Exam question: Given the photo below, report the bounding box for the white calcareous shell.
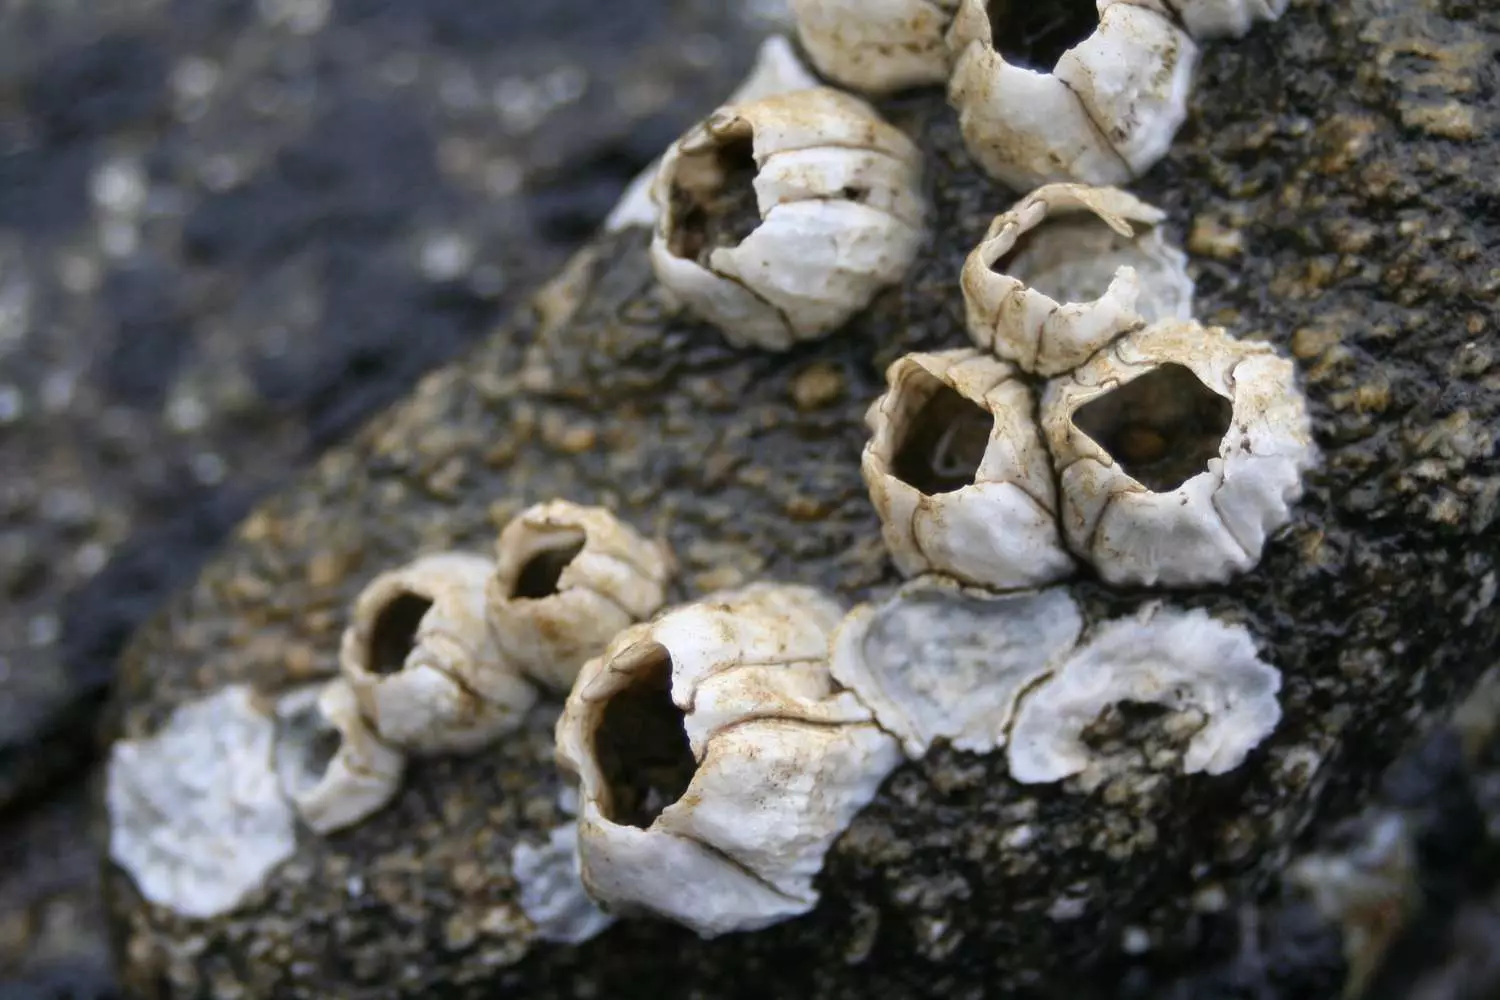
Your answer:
[962,183,1193,376]
[862,349,1074,589]
[107,686,297,919]
[1131,0,1289,40]
[1042,319,1316,587]
[789,0,961,94]
[650,87,925,350]
[946,0,1197,188]
[554,583,901,937]
[1007,605,1283,782]
[607,35,822,232]
[340,552,537,754]
[488,500,673,693]
[831,575,1083,757]
[274,679,405,835]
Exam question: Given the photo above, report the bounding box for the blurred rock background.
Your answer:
[0,0,783,994]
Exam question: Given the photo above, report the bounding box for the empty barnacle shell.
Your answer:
[340,552,538,754]
[107,686,297,919]
[789,0,961,94]
[1007,605,1283,782]
[274,679,405,835]
[1130,0,1289,40]
[946,0,1198,188]
[488,500,674,693]
[831,575,1083,757]
[961,183,1193,376]
[862,349,1075,590]
[1041,319,1316,587]
[554,583,902,938]
[649,87,925,351]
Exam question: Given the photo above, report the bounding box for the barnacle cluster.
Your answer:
[109,5,1311,949]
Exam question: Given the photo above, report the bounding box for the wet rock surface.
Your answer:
[99,0,1500,997]
[0,0,776,993]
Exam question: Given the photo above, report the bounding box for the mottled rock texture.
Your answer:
[103,0,1500,997]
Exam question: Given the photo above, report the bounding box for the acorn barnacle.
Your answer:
[961,183,1193,376]
[554,583,900,937]
[862,348,1074,589]
[649,87,926,351]
[340,552,537,754]
[947,0,1198,189]
[1041,319,1316,587]
[789,0,962,94]
[274,679,405,835]
[487,500,673,693]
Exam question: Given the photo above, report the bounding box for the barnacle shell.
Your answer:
[649,87,925,350]
[961,183,1193,376]
[862,349,1074,589]
[340,552,537,754]
[1131,0,1290,40]
[1041,319,1316,587]
[555,583,901,937]
[946,0,1198,188]
[488,500,673,692]
[1007,605,1283,782]
[789,0,961,94]
[107,686,296,919]
[607,35,821,232]
[274,679,405,835]
[831,576,1083,757]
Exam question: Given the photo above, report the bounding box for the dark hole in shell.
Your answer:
[986,0,1100,71]
[593,644,696,829]
[1072,363,1233,493]
[368,592,432,675]
[667,133,761,266]
[511,537,585,599]
[890,379,993,496]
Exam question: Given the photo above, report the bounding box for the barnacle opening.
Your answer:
[667,129,762,267]
[986,0,1099,70]
[1072,363,1232,492]
[996,218,1131,305]
[368,592,432,675]
[593,643,696,829]
[511,533,586,600]
[890,373,992,495]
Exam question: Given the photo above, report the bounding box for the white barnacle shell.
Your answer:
[107,686,296,919]
[946,0,1198,188]
[274,679,405,835]
[831,575,1083,757]
[554,583,902,937]
[488,500,674,693]
[649,87,925,351]
[607,35,821,233]
[1007,605,1283,782]
[789,0,961,94]
[1041,319,1316,587]
[861,349,1074,589]
[340,552,537,754]
[1130,0,1289,40]
[961,183,1193,376]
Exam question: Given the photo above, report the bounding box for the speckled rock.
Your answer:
[103,0,1500,997]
